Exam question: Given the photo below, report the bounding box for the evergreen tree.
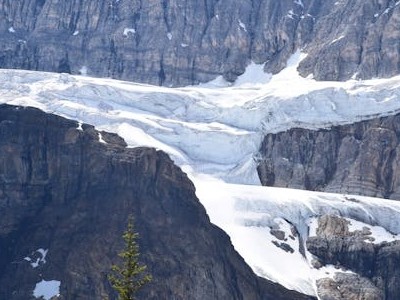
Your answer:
[108,216,152,300]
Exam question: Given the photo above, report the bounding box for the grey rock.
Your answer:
[270,229,286,241]
[307,214,400,300]
[0,104,314,300]
[317,273,383,300]
[272,241,295,253]
[257,113,400,200]
[1,0,400,86]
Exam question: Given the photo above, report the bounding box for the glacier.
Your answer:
[3,52,400,296]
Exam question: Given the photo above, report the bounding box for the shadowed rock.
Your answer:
[0,104,313,300]
[258,113,400,200]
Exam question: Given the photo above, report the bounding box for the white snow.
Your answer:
[79,66,88,76]
[2,49,400,295]
[181,43,188,48]
[123,28,136,36]
[8,27,15,33]
[24,248,49,268]
[330,35,345,44]
[294,0,304,8]
[98,132,107,144]
[287,10,296,19]
[73,30,79,36]
[167,32,172,40]
[199,62,271,88]
[238,19,247,32]
[346,218,400,244]
[195,177,400,295]
[33,280,60,300]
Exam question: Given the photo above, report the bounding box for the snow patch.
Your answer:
[238,19,247,32]
[330,35,345,44]
[347,218,400,244]
[123,28,136,36]
[73,30,79,36]
[33,280,60,300]
[98,132,107,144]
[79,66,88,76]
[294,0,304,7]
[287,10,297,19]
[24,248,49,268]
[200,62,271,88]
[167,32,172,40]
[8,27,15,33]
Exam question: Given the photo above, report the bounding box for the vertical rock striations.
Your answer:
[257,113,400,200]
[1,0,400,86]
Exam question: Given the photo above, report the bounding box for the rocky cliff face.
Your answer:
[257,113,400,200]
[0,104,312,300]
[1,0,400,86]
[307,214,400,300]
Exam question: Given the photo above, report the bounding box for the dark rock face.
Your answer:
[257,113,400,200]
[307,215,400,300]
[0,104,313,300]
[1,0,400,86]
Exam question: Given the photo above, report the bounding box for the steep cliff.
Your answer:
[0,104,313,300]
[307,214,400,300]
[257,113,400,200]
[1,0,400,86]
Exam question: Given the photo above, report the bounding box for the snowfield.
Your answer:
[3,52,400,297]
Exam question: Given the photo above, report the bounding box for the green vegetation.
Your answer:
[108,216,152,300]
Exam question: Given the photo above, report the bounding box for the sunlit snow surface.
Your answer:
[3,52,400,296]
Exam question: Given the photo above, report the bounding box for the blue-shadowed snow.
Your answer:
[24,248,48,268]
[33,280,60,300]
[2,51,400,295]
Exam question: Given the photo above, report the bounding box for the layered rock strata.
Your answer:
[258,113,400,200]
[307,215,400,300]
[1,0,400,85]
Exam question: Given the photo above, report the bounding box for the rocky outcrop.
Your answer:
[307,214,400,300]
[257,113,400,200]
[316,273,383,300]
[0,104,313,300]
[1,0,400,86]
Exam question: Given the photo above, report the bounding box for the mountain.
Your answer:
[1,0,400,86]
[0,104,312,300]
[2,64,400,298]
[3,0,400,299]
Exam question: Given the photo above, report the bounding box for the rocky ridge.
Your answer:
[1,0,400,86]
[0,104,313,300]
[307,214,400,300]
[257,112,400,200]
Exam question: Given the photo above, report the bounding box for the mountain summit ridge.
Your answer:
[1,0,400,86]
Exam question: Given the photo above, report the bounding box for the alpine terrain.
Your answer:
[1,1,400,300]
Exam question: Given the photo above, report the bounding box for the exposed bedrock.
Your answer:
[1,0,400,85]
[258,113,400,200]
[0,104,313,300]
[307,214,400,300]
